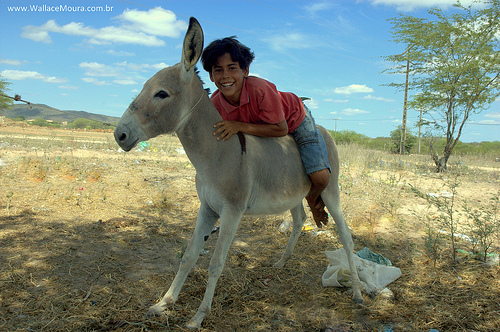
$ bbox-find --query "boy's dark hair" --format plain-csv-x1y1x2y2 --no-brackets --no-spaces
201,36,255,72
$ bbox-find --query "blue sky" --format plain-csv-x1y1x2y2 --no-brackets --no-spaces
1,0,499,142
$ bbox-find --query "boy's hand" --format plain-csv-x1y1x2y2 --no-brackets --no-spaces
213,121,241,141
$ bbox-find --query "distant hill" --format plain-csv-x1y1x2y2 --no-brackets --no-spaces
0,103,120,125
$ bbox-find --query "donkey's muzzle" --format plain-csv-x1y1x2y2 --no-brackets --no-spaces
114,108,149,151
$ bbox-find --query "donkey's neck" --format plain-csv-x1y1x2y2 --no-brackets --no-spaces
176,86,240,170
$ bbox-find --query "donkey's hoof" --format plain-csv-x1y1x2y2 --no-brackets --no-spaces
186,309,208,330
147,304,165,317
353,295,364,304
273,260,285,268
186,320,201,330
186,316,203,330
351,285,364,304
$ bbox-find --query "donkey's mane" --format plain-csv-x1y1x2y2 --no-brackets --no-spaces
194,66,211,95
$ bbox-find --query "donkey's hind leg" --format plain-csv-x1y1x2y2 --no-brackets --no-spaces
322,187,364,303
274,203,307,268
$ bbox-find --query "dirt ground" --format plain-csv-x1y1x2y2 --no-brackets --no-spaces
0,120,499,331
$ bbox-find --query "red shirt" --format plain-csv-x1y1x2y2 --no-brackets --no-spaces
210,76,305,133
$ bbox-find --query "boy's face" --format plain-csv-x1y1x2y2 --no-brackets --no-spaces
209,53,249,106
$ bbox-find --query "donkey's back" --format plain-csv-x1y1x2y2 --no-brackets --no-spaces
225,127,339,216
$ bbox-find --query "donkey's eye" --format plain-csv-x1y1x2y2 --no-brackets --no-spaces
155,90,169,99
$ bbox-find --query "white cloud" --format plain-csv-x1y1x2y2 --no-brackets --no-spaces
369,0,479,11
325,98,348,103
82,77,110,86
484,112,500,119
115,7,187,38
304,2,334,15
113,79,138,85
79,62,118,77
107,50,135,57
340,108,370,116
21,7,187,47
79,61,167,86
477,119,500,124
80,61,167,75
59,85,79,90
263,33,312,51
115,61,168,71
0,59,25,66
363,94,395,102
22,20,165,46
0,69,67,83
333,84,374,95
21,27,51,43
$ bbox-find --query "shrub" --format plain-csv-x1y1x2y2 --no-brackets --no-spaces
67,118,114,130
28,118,60,128
463,192,500,262
330,130,370,145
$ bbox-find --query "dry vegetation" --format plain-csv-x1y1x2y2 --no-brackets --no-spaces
1,119,499,331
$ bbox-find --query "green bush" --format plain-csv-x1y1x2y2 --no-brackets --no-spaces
67,118,114,130
330,130,370,145
328,128,499,157
28,118,60,128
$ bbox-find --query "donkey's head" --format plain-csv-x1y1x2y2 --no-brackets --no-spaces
114,17,204,151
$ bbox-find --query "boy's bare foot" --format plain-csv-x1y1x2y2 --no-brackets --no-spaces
307,196,329,228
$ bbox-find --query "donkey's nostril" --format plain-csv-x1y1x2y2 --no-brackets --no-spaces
119,133,127,142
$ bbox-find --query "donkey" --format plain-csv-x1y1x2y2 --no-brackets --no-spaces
114,17,363,329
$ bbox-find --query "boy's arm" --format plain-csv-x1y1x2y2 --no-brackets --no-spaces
213,119,288,141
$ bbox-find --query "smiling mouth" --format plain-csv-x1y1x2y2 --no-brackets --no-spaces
221,82,234,88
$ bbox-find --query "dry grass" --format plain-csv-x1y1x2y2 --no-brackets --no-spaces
1,121,499,331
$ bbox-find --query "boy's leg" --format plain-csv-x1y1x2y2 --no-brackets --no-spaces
291,104,331,228
307,168,330,228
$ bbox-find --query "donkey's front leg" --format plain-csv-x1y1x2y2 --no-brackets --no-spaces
186,207,244,329
148,203,219,316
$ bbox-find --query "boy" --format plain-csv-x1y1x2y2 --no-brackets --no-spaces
201,36,331,228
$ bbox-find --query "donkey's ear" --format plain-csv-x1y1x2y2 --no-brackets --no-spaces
181,17,204,73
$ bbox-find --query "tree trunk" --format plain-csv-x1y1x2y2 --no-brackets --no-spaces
429,141,451,173
435,156,448,172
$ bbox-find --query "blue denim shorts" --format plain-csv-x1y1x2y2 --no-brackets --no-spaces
291,106,331,175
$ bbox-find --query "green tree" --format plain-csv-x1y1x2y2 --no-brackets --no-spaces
384,0,500,172
390,126,416,154
0,77,13,111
